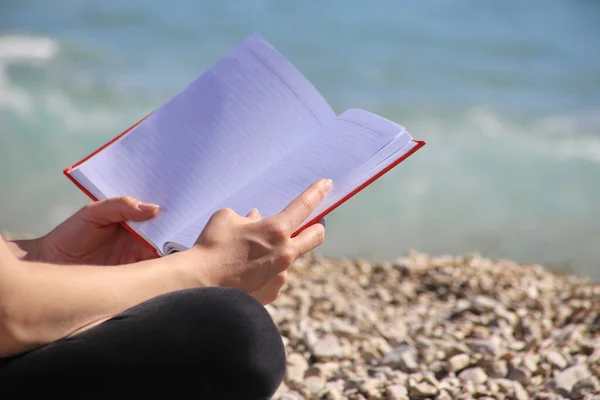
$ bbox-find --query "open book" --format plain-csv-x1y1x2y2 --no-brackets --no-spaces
64,33,425,256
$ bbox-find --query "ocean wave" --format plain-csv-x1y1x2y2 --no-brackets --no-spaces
439,106,600,164
0,85,33,116
0,35,59,115
550,137,600,164
0,35,58,64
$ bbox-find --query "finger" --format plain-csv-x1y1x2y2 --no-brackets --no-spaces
291,220,326,255
246,208,262,221
274,179,332,232
85,196,160,226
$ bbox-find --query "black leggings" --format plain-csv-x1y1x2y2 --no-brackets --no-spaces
0,287,286,399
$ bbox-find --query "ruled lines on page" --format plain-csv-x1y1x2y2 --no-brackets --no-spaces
74,34,336,248
168,113,405,249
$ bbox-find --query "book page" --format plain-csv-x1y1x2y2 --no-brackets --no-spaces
169,110,410,250
72,33,336,249
300,137,417,229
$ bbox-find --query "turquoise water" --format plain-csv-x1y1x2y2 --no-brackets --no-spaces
1,1,599,278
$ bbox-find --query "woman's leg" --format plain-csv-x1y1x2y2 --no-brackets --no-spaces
0,287,286,399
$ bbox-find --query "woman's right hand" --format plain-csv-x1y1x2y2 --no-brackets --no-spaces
183,178,332,304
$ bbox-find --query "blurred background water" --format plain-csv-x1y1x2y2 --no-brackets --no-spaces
1,0,599,278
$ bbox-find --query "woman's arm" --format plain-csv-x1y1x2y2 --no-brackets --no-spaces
0,236,200,357
0,178,330,358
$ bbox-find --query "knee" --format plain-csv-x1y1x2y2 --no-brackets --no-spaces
162,287,287,397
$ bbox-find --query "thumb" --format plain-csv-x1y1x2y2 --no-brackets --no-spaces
85,196,160,226
246,208,262,222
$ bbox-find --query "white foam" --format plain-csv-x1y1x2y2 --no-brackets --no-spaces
0,85,33,116
465,106,506,138
457,107,600,164
0,35,59,115
550,137,600,164
0,35,58,64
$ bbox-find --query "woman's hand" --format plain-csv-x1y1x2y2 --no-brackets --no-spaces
185,178,331,304
38,196,160,265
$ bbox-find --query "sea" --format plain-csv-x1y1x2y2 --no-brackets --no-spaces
1,0,599,279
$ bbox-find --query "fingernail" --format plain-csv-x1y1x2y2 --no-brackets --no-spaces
322,179,333,190
138,203,160,211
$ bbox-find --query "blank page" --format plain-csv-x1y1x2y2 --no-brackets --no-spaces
168,110,409,251
71,33,336,250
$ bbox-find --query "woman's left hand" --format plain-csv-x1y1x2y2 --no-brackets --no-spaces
37,196,160,265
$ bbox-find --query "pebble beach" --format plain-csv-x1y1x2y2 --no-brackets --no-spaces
270,252,600,400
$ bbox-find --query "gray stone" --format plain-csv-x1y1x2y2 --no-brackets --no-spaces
311,334,343,359
409,381,438,397
385,384,408,400
305,362,339,380
494,378,516,394
330,318,361,338
548,365,592,396
303,376,325,396
380,344,419,373
463,380,476,394
472,295,499,312
359,378,384,399
513,381,530,400
448,353,470,372
522,353,540,373
324,379,345,400
286,353,308,383
458,367,488,384
508,366,532,384
545,350,568,370
534,392,559,400
484,360,508,379
466,337,501,356
435,389,453,400
589,349,600,364
571,377,600,399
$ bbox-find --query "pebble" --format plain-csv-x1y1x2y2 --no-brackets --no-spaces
310,334,343,360
323,380,345,400
409,380,438,397
448,353,470,372
458,367,488,384
483,359,508,379
571,377,600,399
286,353,308,382
303,376,325,396
513,381,530,400
266,252,600,399
380,344,419,372
305,362,339,380
385,384,408,400
522,353,540,373
548,364,592,396
508,366,532,385
545,350,568,370
466,336,501,356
